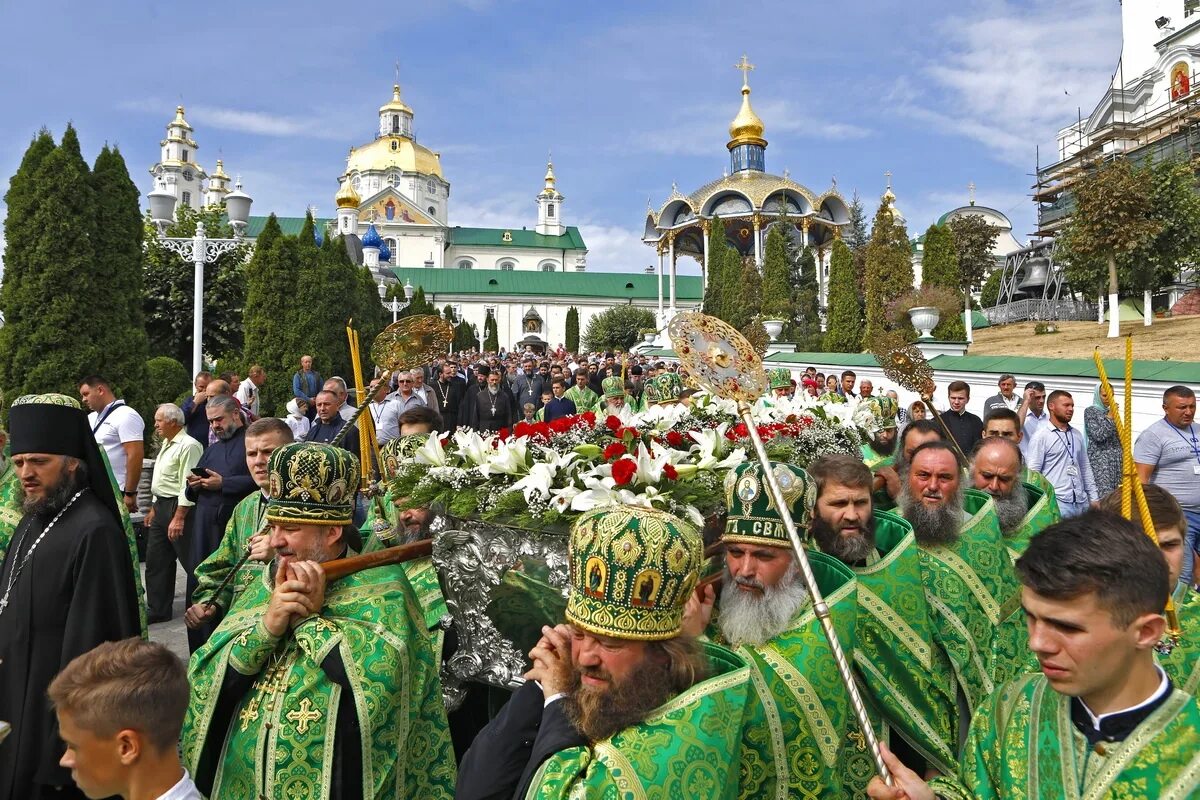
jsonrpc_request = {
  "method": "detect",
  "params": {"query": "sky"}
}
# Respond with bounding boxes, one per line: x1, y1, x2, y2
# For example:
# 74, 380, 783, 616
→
0, 0, 1124, 277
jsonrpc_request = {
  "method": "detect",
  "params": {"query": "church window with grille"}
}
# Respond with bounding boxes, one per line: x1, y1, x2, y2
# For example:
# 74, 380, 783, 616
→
547, 204, 555, 218
181, 150, 189, 163
182, 191, 191, 206
499, 260, 515, 271
458, 260, 473, 269
392, 114, 400, 134
183, 170, 193, 182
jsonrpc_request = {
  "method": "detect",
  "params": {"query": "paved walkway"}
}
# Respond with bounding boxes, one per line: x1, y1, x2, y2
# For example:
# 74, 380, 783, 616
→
144, 563, 190, 661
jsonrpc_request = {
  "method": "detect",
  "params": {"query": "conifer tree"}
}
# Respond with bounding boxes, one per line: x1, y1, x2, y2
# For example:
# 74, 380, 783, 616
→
864, 198, 914, 345
89, 145, 150, 410
0, 125, 109, 401
846, 192, 871, 296
824, 239, 862, 352
760, 225, 792, 323
484, 310, 499, 352
565, 306, 580, 353
353, 264, 386, 369
702, 223, 732, 321
241, 214, 300, 415
390, 284, 436, 318
298, 221, 359, 380
920, 223, 966, 340
728, 255, 762, 332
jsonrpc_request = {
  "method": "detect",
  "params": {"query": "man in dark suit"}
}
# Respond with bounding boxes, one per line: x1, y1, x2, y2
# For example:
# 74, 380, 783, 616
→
430, 361, 468, 429
466, 371, 517, 433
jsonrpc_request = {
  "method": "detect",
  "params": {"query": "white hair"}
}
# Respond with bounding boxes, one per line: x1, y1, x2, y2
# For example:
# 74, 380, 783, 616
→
156, 403, 185, 426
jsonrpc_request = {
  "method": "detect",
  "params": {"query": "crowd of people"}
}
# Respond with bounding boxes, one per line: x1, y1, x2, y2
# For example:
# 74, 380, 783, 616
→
0, 349, 1197, 799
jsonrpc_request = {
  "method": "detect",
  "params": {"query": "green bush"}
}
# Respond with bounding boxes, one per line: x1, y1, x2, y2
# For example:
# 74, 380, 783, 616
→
582, 305, 657, 352
146, 356, 190, 408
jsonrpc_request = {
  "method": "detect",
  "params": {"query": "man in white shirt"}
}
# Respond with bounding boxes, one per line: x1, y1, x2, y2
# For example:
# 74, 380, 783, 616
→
234, 365, 266, 418
1027, 390, 1098, 518
79, 374, 145, 513
144, 404, 203, 624
367, 379, 401, 444
391, 370, 429, 418
982, 373, 1021, 417
1018, 380, 1049, 457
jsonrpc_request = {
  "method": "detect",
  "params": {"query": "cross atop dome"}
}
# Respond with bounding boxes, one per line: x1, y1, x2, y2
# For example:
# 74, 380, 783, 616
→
735, 54, 755, 87
727, 54, 766, 171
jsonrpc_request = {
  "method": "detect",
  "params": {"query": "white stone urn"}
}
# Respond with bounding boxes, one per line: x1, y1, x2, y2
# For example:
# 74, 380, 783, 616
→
763, 319, 785, 342
642, 331, 657, 345
908, 306, 940, 339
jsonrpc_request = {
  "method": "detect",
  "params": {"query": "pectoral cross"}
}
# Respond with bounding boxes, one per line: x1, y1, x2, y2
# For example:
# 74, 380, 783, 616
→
734, 55, 755, 87
238, 698, 261, 731
286, 698, 322, 734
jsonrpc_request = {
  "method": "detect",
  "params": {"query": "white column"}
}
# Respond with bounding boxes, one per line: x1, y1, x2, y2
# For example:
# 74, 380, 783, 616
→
702, 224, 711, 290
1144, 288, 1153, 326
964, 297, 974, 343
753, 219, 763, 268
668, 235, 677, 313
656, 247, 664, 321
190, 223, 207, 378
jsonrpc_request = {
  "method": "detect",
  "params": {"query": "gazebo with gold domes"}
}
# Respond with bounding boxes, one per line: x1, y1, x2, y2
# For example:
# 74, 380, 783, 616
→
643, 56, 851, 325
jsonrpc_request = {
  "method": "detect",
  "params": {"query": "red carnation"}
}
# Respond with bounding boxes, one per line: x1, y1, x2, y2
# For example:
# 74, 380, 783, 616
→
581, 411, 597, 426
606, 415, 622, 432
549, 416, 574, 433
496, 428, 510, 442
603, 442, 628, 461
611, 458, 637, 486
666, 430, 685, 448
514, 422, 533, 438
663, 464, 678, 480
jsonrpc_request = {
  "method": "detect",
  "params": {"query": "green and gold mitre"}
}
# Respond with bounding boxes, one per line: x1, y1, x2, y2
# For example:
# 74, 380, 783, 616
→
380, 433, 428, 481
11, 393, 82, 408
601, 375, 624, 399
768, 367, 793, 391
646, 372, 684, 405
818, 391, 846, 405
566, 505, 702, 641
722, 460, 816, 548
873, 396, 898, 429
266, 442, 360, 527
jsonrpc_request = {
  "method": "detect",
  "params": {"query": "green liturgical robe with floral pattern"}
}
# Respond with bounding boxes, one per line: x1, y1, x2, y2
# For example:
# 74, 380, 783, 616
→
191, 491, 268, 612
526, 642, 755, 800
0, 458, 20, 561
726, 551, 859, 800
927, 674, 1200, 799
916, 489, 1027, 722
1002, 481, 1061, 563
1161, 582, 1200, 696
183, 562, 455, 800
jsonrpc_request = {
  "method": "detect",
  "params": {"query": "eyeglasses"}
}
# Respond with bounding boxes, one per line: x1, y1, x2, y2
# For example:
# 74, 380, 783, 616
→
397, 379, 412, 384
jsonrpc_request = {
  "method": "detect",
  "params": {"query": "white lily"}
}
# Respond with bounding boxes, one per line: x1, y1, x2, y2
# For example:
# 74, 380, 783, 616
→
485, 438, 529, 477
453, 429, 491, 468
511, 461, 558, 502
548, 484, 581, 513
688, 424, 747, 471
413, 433, 449, 467
631, 442, 674, 484
570, 475, 645, 512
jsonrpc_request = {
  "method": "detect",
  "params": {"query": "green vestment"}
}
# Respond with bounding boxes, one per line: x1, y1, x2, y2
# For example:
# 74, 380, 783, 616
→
0, 458, 20, 561
928, 674, 1200, 799
1021, 468, 1058, 509
1003, 481, 1061, 563
916, 489, 1026, 721
723, 552, 859, 799
361, 491, 399, 554
1160, 583, 1200, 696
191, 491, 268, 611
842, 511, 960, 776
183, 563, 456, 800
563, 386, 598, 413
526, 642, 755, 800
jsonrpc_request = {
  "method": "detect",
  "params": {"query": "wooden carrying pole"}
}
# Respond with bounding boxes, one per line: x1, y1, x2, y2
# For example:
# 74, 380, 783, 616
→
321, 539, 432, 582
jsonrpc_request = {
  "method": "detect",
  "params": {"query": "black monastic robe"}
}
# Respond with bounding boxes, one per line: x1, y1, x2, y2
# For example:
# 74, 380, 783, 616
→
0, 491, 141, 800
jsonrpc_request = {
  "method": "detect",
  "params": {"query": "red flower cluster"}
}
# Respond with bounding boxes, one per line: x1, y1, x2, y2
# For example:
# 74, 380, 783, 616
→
510, 413, 595, 443
726, 420, 814, 442
663, 464, 678, 480
603, 442, 628, 461
665, 430, 686, 448
611, 458, 637, 486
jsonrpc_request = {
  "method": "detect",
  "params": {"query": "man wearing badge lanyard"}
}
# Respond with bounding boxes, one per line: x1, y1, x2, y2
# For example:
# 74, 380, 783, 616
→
1135, 385, 1200, 587
1027, 390, 1099, 519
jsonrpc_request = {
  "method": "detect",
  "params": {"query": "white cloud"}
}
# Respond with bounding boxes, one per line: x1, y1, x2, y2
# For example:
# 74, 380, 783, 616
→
898, 0, 1122, 166
117, 99, 345, 141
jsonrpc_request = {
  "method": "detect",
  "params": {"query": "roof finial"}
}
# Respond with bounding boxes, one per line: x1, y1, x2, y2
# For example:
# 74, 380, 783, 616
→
735, 54, 755, 88
831, 175, 837, 189
885, 170, 893, 190
968, 180, 976, 206
395, 60, 400, 85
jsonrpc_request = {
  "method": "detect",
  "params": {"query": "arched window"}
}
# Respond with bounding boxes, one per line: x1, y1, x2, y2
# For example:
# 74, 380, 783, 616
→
392, 114, 400, 134
540, 262, 557, 272
457, 260, 473, 270
498, 260, 515, 271
428, 206, 436, 215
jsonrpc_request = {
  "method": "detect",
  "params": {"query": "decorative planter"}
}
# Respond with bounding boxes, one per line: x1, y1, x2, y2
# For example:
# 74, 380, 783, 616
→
763, 319, 785, 342
642, 331, 657, 344
908, 306, 940, 339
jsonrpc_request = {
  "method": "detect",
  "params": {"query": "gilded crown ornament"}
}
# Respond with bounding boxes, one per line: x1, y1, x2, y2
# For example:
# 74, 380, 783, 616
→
266, 443, 360, 527
767, 367, 793, 391
566, 505, 702, 641
601, 375, 625, 399
723, 461, 817, 547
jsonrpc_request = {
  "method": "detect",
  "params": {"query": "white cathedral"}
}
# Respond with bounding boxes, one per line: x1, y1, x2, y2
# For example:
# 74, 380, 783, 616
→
147, 84, 698, 353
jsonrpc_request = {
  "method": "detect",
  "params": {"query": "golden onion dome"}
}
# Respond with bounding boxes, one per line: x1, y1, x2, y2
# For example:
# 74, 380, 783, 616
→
379, 84, 412, 115
728, 83, 766, 148
344, 136, 444, 180
335, 178, 361, 208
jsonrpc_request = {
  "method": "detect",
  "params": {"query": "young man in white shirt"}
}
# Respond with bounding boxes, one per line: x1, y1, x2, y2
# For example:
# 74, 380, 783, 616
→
79, 375, 145, 513
49, 638, 203, 800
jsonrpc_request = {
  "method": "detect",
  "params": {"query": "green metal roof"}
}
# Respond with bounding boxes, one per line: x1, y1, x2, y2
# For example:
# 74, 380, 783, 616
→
389, 267, 701, 301
448, 226, 587, 251
246, 216, 333, 238
645, 349, 1200, 383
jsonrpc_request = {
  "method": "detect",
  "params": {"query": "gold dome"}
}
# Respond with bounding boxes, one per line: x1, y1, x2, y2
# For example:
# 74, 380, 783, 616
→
379, 84, 412, 115
344, 136, 444, 180
335, 178, 361, 208
172, 105, 193, 131
727, 84, 766, 148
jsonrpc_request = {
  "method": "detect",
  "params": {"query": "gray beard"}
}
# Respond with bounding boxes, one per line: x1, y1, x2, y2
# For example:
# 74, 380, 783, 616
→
899, 483, 965, 547
991, 485, 1030, 535
717, 562, 809, 647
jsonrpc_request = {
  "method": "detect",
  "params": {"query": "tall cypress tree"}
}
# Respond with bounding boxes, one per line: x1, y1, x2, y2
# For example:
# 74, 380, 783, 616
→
0, 129, 57, 401
298, 219, 359, 381
728, 255, 762, 332
565, 306, 580, 353
824, 239, 862, 352
846, 191, 871, 297
91, 145, 149, 409
241, 214, 299, 415
920, 223, 965, 340
0, 125, 108, 400
484, 310, 499, 352
353, 263, 386, 369
792, 247, 821, 350
864, 198, 913, 345
760, 225, 792, 322
702, 222, 731, 321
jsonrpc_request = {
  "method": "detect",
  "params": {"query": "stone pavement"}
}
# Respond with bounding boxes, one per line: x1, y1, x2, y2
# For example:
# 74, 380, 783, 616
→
144, 563, 190, 661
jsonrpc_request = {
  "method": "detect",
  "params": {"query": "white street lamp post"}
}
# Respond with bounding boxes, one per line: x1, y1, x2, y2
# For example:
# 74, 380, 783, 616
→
148, 178, 253, 378
378, 278, 416, 323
